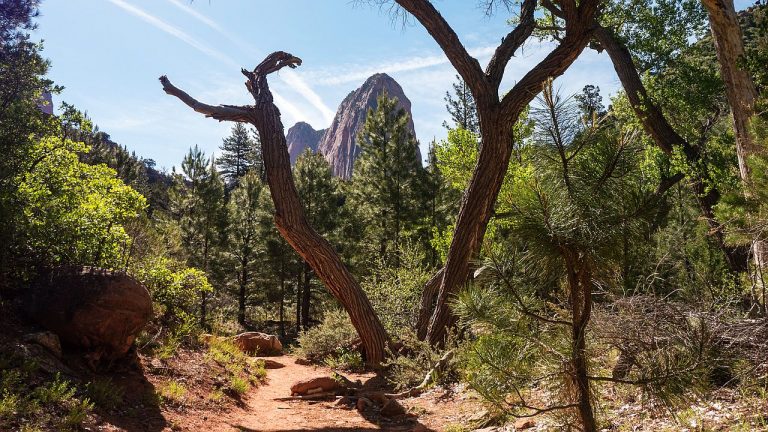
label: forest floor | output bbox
[132,354,483,432]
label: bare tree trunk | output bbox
[702,0,759,181]
[238,257,248,326]
[160,52,389,365]
[279,259,285,339]
[563,249,596,432]
[295,270,301,334]
[702,0,767,276]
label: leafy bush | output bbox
[205,338,265,398]
[0,368,93,431]
[324,348,364,372]
[362,244,431,335]
[16,136,146,268]
[228,375,249,395]
[134,257,213,355]
[384,330,457,391]
[295,309,358,362]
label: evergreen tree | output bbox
[443,74,479,134]
[170,145,228,329]
[293,149,340,329]
[217,123,263,189]
[227,170,265,326]
[421,141,460,266]
[350,91,425,267]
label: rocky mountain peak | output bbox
[286,121,324,165]
[315,73,419,179]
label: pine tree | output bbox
[217,123,263,189]
[171,145,228,329]
[443,74,479,134]
[293,149,339,329]
[421,141,460,266]
[350,91,425,267]
[227,170,265,326]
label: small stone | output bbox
[258,359,285,369]
[232,332,282,355]
[335,396,353,409]
[23,331,62,358]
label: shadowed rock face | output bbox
[286,121,325,165]
[25,266,153,361]
[316,73,419,179]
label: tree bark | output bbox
[160,52,390,365]
[238,257,248,326]
[295,270,301,334]
[702,0,767,274]
[702,0,759,181]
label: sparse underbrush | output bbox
[205,337,266,397]
[0,352,95,431]
[295,309,359,366]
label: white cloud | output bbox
[106,0,239,68]
[164,0,335,124]
[107,0,312,127]
[304,45,498,87]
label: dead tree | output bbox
[395,0,602,344]
[159,53,389,365]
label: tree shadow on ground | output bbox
[75,352,167,432]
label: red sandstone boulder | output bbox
[290,376,341,395]
[232,332,282,355]
[26,267,152,360]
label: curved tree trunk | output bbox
[159,53,389,365]
[419,0,601,343]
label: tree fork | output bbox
[159,52,389,365]
[400,0,601,344]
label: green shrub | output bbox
[324,348,364,372]
[228,376,249,395]
[61,398,93,430]
[295,309,358,361]
[362,245,431,335]
[34,374,76,404]
[158,381,187,406]
[85,378,123,410]
[384,330,457,391]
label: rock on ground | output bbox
[22,331,62,358]
[232,332,283,355]
[290,376,342,395]
[25,266,152,360]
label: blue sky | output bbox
[35,0,755,170]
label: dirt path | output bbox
[192,355,477,432]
